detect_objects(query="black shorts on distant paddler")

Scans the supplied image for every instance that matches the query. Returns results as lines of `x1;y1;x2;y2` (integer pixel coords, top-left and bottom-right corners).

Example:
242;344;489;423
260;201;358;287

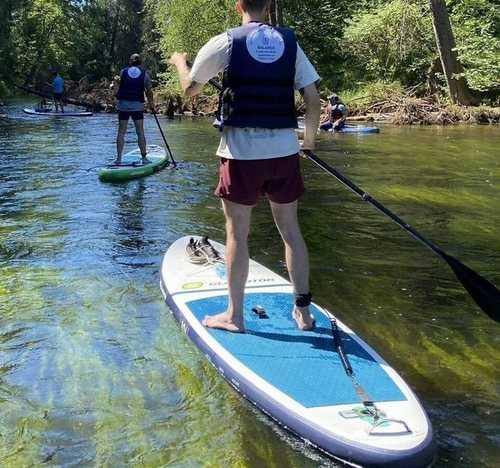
118;111;144;121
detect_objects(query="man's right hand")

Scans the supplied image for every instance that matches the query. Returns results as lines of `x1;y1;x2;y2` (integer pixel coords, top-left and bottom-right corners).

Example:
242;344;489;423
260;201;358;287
168;52;188;68
301;137;316;152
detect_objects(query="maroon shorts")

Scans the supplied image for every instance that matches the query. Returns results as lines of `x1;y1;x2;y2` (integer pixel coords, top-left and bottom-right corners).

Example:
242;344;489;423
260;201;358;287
214;154;305;206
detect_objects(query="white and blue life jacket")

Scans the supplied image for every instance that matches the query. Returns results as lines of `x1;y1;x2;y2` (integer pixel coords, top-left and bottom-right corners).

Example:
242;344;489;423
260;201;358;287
116;67;146;102
219;22;298;129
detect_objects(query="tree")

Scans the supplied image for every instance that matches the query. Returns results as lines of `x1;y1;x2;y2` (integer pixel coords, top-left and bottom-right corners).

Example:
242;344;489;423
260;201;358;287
429;0;477;105
344;0;435;87
269;0;282;25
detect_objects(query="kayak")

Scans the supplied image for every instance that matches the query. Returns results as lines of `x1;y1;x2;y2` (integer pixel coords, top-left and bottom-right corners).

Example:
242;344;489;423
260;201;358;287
160;236;435;467
23;108;93;117
297;120;380;135
98;145;168;183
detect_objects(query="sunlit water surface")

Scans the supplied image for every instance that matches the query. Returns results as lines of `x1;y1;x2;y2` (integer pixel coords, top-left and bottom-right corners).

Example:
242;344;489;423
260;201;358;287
0;101;499;467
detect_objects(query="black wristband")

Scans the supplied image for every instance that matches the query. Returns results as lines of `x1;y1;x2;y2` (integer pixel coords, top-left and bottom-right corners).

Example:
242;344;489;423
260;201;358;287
295;292;312;308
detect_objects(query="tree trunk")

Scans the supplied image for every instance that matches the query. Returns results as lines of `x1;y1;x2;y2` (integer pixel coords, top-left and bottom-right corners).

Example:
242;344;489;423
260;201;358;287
108;1;121;72
269;0;282;26
429;0;477;105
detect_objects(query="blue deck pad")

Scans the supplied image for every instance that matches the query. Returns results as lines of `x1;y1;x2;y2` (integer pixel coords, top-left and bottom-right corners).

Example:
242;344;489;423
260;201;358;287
187;293;406;407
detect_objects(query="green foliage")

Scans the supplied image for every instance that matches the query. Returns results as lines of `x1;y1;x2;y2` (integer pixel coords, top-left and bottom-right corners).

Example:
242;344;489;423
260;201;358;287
1;0;499;101
282;0;357;90
148;0;238;89
0;0;25;88
451;0;500;92
152;0;238;59
343;0;435;86
341;80;404;107
1;0;145;87
11;0;72;83
0;80;9;99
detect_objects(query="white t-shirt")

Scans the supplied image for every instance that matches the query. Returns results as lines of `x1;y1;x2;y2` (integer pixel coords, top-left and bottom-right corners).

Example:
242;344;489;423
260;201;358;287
190;29;320;160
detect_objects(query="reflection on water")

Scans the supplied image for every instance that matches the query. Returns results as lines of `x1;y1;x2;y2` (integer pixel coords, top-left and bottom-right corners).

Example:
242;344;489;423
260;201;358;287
0;102;499;466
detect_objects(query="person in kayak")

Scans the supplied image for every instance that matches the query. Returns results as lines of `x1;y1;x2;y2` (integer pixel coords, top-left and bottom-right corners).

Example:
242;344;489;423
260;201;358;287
320;94;348;131
114;53;155;165
169;0;321;333
52;71;65;113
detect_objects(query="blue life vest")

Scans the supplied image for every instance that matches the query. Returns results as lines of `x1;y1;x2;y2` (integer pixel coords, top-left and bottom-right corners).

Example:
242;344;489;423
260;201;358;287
220;22;297;129
116;67;146;102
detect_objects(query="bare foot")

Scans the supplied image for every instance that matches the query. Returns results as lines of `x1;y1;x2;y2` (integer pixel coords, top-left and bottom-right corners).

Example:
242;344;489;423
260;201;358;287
293;307;315;331
202;312;245;333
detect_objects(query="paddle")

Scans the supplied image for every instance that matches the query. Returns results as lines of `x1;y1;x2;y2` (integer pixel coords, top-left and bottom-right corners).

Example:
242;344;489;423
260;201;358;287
152;110;177;167
201;69;500;322
302;149;500;323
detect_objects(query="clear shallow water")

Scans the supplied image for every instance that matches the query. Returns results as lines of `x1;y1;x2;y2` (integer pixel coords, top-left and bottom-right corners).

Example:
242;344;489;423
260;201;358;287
0;102;499;467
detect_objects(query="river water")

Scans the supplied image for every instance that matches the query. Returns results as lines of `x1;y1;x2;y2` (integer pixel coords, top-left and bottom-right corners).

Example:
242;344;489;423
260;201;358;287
0;102;499;467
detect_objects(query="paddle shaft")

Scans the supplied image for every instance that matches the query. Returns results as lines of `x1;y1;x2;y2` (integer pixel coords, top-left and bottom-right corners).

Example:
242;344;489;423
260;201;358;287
152;111;177;166
304;151;444;258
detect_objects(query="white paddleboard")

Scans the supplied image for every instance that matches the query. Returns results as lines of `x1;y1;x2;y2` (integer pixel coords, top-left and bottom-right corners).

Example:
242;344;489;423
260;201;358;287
160;237;435;467
23;108;93;117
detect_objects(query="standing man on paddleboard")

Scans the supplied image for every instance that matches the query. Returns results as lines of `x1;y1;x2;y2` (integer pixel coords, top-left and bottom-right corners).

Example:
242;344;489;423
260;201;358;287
52;71;65;113
114;53;155;165
169;0;321;333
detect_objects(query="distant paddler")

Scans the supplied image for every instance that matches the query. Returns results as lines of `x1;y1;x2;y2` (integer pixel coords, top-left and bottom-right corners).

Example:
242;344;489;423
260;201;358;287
113;53;155;166
51;70;65;113
320;93;348;131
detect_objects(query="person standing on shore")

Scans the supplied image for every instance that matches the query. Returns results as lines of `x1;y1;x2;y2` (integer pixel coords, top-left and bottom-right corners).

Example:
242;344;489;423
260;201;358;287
114;53;155;165
169;0;321;333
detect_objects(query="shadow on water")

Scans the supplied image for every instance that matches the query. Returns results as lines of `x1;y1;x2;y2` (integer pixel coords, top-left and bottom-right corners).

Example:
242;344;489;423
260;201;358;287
0;103;499;466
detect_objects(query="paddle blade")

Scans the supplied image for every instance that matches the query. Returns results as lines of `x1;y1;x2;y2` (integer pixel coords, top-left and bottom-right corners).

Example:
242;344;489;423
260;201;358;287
444;254;500;322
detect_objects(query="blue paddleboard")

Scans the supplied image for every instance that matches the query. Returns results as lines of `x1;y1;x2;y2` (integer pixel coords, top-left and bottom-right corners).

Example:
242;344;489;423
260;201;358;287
160;237;435;467
298;119;380;135
334;125;380;134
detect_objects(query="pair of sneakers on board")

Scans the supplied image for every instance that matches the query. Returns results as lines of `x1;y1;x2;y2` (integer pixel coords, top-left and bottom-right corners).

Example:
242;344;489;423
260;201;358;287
186;237;223;265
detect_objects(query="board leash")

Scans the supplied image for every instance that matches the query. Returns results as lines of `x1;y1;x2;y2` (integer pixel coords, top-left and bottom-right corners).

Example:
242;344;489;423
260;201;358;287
330;317;412;434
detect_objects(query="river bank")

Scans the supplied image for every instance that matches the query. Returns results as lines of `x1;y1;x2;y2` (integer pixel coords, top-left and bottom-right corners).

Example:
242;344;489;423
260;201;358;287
155;90;500;125
17;79;500;125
